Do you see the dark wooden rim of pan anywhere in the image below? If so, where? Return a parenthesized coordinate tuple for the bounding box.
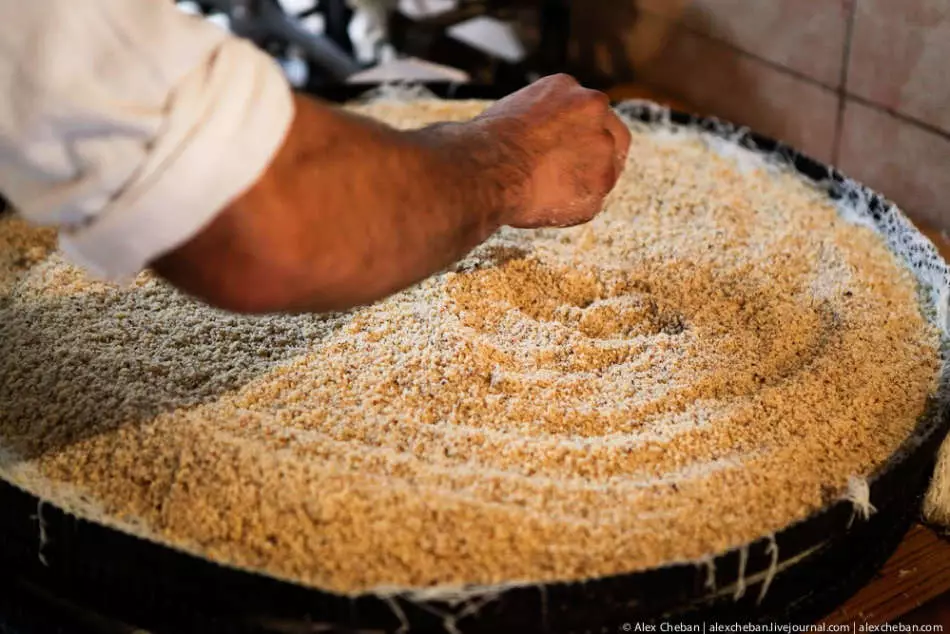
(0, 84, 948, 634)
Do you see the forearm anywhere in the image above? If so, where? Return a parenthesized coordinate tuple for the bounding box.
(153, 94, 521, 313)
(153, 74, 630, 313)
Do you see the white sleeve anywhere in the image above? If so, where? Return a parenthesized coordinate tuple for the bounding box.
(0, 0, 295, 281)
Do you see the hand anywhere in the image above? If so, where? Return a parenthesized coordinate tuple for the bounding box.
(474, 74, 632, 228)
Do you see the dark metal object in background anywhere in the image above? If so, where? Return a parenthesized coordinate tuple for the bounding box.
(192, 0, 575, 88)
(320, 0, 355, 56)
(387, 0, 574, 88)
(201, 0, 361, 81)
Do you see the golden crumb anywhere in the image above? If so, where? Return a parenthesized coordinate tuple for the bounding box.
(0, 101, 941, 595)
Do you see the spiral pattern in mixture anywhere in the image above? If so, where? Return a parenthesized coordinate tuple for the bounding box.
(0, 101, 940, 594)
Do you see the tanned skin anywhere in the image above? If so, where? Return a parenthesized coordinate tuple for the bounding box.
(153, 74, 632, 314)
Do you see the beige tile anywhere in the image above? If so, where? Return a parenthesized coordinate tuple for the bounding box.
(630, 17, 840, 162)
(673, 0, 851, 87)
(838, 100, 950, 229)
(847, 0, 950, 134)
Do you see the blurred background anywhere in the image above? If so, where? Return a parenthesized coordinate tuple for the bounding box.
(175, 0, 949, 231)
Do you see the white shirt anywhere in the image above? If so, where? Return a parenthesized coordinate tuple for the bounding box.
(0, 0, 294, 280)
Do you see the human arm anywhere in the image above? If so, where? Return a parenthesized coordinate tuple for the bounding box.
(153, 74, 632, 313)
(0, 1, 629, 314)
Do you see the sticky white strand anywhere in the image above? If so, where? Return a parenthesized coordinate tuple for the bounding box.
(844, 476, 876, 528)
(733, 545, 749, 601)
(32, 500, 49, 567)
(757, 535, 779, 604)
(702, 556, 717, 591)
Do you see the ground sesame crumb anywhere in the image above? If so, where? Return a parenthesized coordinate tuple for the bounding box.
(0, 101, 941, 595)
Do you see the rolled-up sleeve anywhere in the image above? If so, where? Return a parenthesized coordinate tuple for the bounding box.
(0, 0, 294, 280)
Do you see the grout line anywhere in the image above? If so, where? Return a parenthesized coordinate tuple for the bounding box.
(845, 93, 950, 143)
(639, 7, 950, 146)
(832, 0, 858, 165)
(640, 9, 840, 93)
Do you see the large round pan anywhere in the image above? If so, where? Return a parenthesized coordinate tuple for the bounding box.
(1, 85, 948, 634)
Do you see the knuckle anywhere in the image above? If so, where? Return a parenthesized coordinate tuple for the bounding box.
(621, 129, 633, 152)
(550, 73, 577, 85)
(620, 124, 634, 148)
(537, 73, 574, 91)
(610, 113, 632, 138)
(587, 89, 611, 106)
(597, 131, 616, 153)
(581, 88, 609, 107)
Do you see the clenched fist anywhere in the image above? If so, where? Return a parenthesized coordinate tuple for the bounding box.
(474, 74, 632, 228)
(155, 76, 632, 314)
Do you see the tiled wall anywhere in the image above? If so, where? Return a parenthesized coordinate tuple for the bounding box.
(573, 0, 950, 229)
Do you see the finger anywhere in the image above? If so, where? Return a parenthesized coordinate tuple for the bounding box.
(532, 73, 579, 98)
(604, 111, 632, 179)
(544, 73, 579, 87)
(573, 88, 611, 122)
(557, 195, 608, 228)
(509, 197, 601, 230)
